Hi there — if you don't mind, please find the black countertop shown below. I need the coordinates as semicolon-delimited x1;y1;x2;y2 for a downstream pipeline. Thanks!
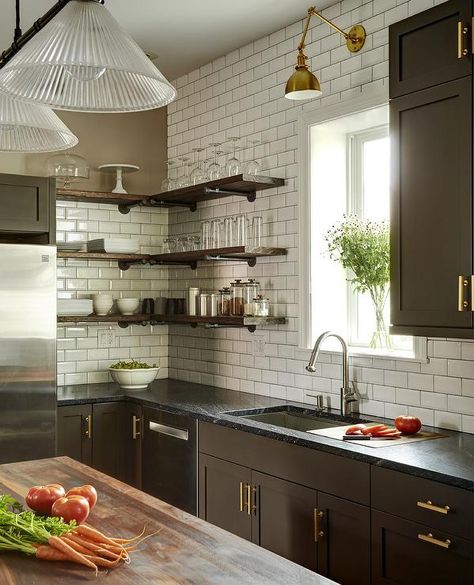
58;379;474;490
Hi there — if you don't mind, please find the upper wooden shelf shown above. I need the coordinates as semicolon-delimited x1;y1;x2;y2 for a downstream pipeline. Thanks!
56;174;285;214
58;246;287;270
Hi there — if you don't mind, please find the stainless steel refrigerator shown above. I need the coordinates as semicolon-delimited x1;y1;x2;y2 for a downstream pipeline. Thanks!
0;244;56;464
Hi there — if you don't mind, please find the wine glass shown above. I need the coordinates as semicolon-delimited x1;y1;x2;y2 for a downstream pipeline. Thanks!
208;143;223;181
245;139;262;176
226;136;241;176
176;156;190;188
160;159;176;191
190;147;206;185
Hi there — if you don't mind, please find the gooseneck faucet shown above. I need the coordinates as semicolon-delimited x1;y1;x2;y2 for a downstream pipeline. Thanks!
305;331;357;416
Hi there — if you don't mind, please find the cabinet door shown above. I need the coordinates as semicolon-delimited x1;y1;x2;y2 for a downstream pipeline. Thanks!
317;492;370;585
199;454;251;541
142;408;197;515
57;405;92;466
91;402;124;479
0;174;54;239
390;77;473;336
389;0;472;98
251;471;317;571
372;510;473;585
121;403;142;488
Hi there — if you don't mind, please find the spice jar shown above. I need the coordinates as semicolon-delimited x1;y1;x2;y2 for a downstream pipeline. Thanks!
230;280;245;316
199;293;210;316
253;295;270;317
209;293;219;316
218;287;231;316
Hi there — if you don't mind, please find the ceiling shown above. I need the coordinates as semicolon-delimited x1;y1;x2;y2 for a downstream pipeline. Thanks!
0;0;332;81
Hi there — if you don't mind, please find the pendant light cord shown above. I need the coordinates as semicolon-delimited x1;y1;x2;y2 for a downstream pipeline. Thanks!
14;0;22;42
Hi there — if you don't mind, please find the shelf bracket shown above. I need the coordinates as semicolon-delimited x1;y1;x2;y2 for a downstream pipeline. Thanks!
247;325;257;333
118;258;149;271
118;320;149;329
118;204;131;215
204;187;256;203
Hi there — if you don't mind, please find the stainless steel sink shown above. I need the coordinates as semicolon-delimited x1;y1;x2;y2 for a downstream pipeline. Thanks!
228;406;366;433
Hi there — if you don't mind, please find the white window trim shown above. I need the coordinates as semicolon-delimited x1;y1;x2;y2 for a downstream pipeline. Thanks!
297;91;427;362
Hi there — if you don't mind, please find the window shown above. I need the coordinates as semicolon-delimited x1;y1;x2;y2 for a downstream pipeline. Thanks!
299;95;425;359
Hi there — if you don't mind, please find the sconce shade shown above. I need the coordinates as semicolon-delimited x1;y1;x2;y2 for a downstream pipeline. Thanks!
0;0;176;113
285;67;322;100
0;94;78;152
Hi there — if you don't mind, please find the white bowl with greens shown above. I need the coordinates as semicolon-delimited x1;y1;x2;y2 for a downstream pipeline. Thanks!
108;360;159;390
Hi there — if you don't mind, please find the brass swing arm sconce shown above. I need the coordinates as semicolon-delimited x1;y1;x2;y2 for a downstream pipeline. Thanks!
285;6;367;100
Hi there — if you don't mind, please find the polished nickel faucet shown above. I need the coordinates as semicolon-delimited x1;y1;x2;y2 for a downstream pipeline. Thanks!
305;331;357;416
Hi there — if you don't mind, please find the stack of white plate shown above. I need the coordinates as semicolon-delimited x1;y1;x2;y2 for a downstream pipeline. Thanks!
58;299;93;316
87;238;140;253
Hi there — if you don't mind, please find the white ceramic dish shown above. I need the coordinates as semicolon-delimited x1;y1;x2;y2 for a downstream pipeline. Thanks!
108;367;159;390
117;298;140;315
87;238;139;254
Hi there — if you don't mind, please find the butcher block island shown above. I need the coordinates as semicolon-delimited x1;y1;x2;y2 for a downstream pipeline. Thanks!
0;457;336;585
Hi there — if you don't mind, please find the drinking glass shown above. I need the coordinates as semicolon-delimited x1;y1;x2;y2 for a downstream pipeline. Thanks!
235;214;247;247
249;216;262;250
176;156;190;188
162;237;177;254
160;159;176;191
177;236;189;252
223;217;235;248
190;147;207;185
210;219;222;249
188;235;200;250
226;137;241;176
201;221;211;250
245;140;262;176
207;143;223;181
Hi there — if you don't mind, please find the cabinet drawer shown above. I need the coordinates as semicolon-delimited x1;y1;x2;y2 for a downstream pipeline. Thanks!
372;467;473;540
372;509;473;585
199;422;370;505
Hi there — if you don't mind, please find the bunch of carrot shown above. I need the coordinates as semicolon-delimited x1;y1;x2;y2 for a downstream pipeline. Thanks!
35;524;145;574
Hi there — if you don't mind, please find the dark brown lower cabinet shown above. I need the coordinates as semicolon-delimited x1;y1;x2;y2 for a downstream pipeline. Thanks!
199;454;251;540
57;403;142;488
57;404;92;466
199;454;370;585
372;510;473;585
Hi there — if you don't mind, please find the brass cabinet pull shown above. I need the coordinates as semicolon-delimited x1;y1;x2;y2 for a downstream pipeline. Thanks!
84;415;92;439
418;533;451;549
458;275;470;311
239;482;244;512
313;508;324;542
417;500;450;515
245;485;256;516
132;415;141;439
458;21;469;58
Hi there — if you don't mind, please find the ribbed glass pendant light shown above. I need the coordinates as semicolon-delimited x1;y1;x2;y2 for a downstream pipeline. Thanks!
0;93;78;152
0;0;176;113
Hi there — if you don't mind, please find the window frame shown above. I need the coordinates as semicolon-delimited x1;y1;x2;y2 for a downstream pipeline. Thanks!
297;91;427;361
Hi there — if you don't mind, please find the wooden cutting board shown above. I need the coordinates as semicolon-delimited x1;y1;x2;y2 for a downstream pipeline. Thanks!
308;425;447;448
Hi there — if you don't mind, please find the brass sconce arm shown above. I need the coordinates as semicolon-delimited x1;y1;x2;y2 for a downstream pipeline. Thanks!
297;6;366;54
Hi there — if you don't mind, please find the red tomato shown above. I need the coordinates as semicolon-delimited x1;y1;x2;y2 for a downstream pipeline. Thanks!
66;485;98;509
51;495;90;525
25;484;66;515
394;415;422;435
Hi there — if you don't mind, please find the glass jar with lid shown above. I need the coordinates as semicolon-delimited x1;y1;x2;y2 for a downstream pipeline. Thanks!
218;287;231;316
230;280;245;316
253;295;270;317
243;279;260;306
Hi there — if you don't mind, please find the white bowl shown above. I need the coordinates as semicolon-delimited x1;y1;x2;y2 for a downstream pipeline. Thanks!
117;298;140;315
108;367;159;390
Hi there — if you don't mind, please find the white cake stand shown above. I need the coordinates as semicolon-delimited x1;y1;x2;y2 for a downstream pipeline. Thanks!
98;164;140;194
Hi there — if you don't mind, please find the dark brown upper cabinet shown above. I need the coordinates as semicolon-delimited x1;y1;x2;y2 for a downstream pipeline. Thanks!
389;0;472;98
390;0;474;338
0;174;55;244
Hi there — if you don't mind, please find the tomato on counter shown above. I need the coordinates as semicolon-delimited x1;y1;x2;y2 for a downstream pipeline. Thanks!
395;415;422;435
25;484;66;515
66;485;98;509
51;495;90;525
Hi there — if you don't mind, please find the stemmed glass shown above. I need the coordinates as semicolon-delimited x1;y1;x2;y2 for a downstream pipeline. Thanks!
226;137;241;176
245;139;262;176
160;159;176;192
176;156;190;188
208;143;223;181
190;147;206;185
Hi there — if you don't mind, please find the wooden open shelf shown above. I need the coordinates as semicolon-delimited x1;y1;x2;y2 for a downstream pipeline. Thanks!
58;246;287;270
56;174;285;214
57;314;286;332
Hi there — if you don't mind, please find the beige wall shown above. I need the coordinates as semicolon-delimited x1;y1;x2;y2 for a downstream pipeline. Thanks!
0;107;167;194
